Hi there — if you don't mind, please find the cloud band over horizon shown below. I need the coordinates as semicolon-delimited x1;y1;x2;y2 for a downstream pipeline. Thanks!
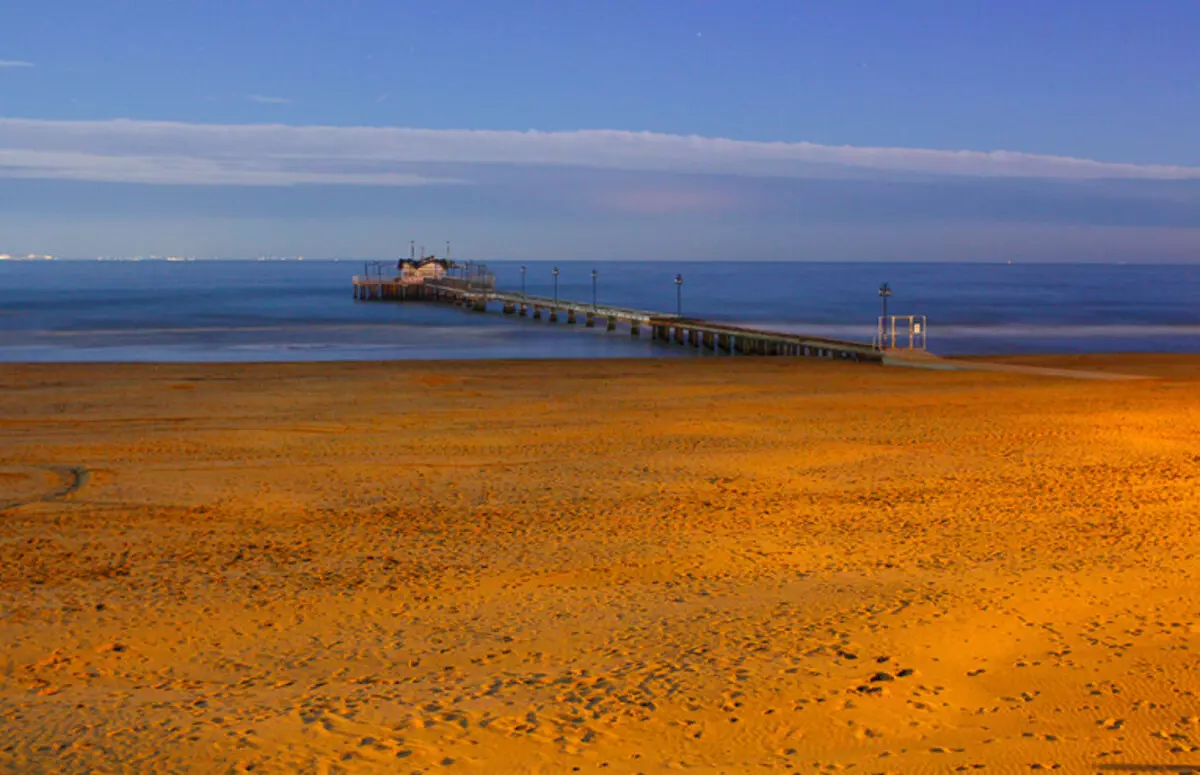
4;117;1200;187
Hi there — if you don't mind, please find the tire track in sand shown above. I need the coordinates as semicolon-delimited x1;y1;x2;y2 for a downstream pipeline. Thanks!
0;465;90;512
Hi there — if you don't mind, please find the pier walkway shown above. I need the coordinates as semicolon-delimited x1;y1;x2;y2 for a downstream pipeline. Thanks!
353;276;885;362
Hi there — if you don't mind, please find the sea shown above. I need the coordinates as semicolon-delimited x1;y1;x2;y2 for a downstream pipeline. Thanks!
1;260;1197;362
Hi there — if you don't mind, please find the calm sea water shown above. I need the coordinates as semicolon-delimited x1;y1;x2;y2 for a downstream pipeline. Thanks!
1;260;1197;362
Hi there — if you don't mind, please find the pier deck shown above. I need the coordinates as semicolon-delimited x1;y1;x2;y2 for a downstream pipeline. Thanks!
352;276;885;362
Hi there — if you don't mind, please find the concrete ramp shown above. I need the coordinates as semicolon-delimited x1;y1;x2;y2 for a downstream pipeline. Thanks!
883;353;1147;381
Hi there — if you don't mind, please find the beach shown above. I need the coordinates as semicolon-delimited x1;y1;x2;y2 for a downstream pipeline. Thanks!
2;355;1200;773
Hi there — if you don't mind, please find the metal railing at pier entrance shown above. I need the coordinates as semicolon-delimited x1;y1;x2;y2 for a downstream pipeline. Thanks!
875;315;928;351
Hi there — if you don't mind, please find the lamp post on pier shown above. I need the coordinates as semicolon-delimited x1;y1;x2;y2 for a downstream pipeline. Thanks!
878;282;893;349
553;266;559;306
674;273;684;317
591;269;598;311
520;265;527;299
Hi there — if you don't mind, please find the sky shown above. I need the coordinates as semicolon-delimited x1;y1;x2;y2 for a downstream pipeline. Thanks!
2;0;1200;261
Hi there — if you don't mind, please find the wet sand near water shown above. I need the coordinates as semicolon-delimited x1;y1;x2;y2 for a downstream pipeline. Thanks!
2;357;1200;773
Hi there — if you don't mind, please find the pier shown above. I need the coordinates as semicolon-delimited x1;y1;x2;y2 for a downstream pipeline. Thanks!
353;274;890;363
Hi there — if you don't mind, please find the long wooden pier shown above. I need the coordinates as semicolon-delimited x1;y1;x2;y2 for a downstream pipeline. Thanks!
352;276;884;362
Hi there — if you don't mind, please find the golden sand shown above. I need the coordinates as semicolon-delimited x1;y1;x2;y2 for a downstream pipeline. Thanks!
2;357;1200;773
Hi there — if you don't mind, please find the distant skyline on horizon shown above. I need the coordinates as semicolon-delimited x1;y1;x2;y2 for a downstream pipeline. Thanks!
3;1;1200;261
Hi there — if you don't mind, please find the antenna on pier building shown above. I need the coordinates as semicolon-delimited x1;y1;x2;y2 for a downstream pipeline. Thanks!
446;241;451;261
409;240;415;261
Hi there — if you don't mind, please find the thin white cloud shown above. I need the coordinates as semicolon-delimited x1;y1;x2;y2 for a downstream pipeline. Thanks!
0;148;456;186
247;94;292;104
2;117;1199;186
0;60;35;68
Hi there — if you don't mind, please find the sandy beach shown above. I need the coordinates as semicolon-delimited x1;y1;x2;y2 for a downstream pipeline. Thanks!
2;356;1200;774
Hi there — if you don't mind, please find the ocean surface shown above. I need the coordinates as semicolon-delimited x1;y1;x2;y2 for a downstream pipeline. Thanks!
1;260;1197;362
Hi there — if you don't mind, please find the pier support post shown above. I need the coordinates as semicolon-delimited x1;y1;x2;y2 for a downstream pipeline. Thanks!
674;326;685;344
631;322;640;337
702;332;714;350
473;299;487;312
607;317;617;332
533;306;542;320
717;333;730;352
567;310;577;325
503;302;515;314
520;304;528;317
549;309;559;323
688;329;700;347
585;312;595;328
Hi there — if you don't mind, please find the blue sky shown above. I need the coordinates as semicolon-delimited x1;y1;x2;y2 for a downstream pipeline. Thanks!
2;0;1200;260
